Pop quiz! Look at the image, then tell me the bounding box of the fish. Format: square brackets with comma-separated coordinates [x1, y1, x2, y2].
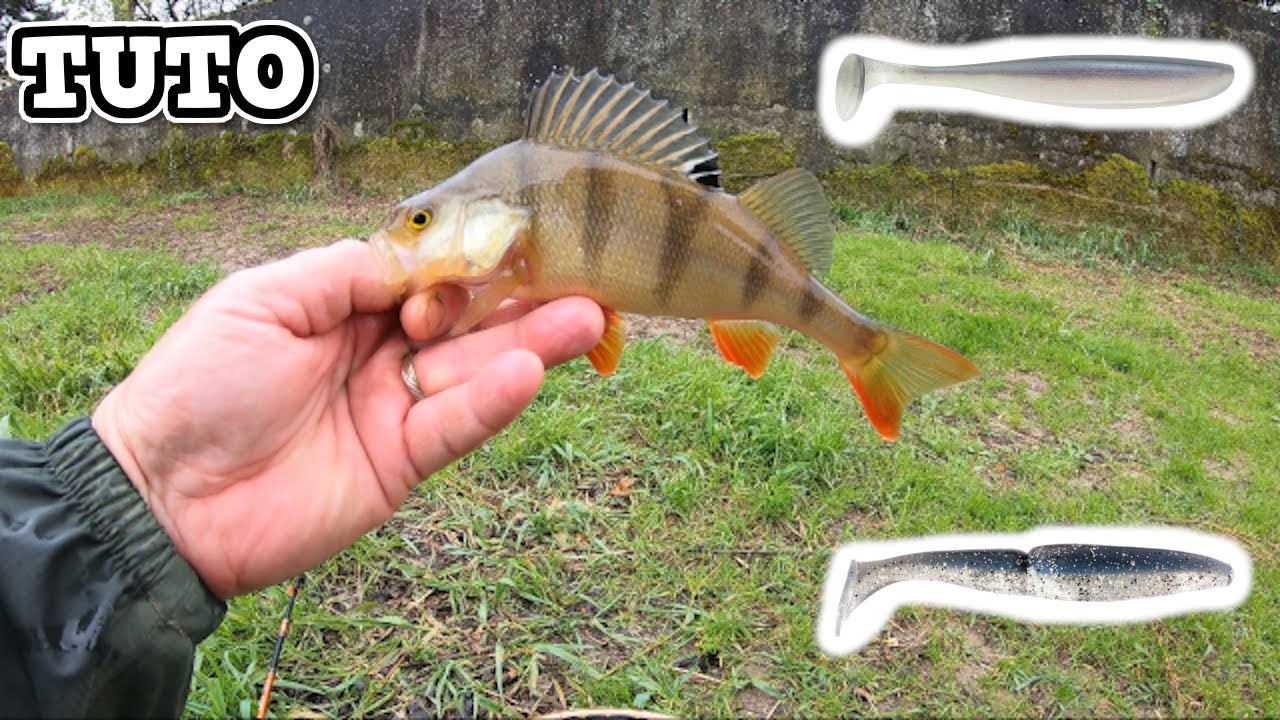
[370, 69, 980, 440]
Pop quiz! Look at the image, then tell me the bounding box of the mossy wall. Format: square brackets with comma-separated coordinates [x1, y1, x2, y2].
[823, 148, 1279, 267]
[0, 143, 22, 196]
[3, 128, 497, 200]
[714, 134, 798, 193]
[1, 0, 1277, 207]
[9, 125, 1274, 269]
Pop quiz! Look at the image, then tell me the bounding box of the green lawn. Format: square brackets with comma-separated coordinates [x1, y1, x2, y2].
[2, 190, 1277, 718]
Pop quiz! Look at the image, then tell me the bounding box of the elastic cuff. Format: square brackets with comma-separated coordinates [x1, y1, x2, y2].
[45, 418, 226, 639]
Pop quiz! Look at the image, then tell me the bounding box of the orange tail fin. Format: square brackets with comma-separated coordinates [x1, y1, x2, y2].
[839, 330, 980, 442]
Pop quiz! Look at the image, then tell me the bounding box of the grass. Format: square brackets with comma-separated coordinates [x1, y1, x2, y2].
[2, 188, 1278, 718]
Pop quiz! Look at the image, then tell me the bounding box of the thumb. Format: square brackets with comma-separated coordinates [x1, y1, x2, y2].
[225, 239, 401, 337]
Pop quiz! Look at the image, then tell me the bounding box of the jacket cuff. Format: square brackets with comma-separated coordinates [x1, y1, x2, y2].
[46, 418, 226, 640]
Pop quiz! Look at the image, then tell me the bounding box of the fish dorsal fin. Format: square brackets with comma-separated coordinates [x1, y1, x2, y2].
[738, 168, 835, 276]
[525, 68, 721, 187]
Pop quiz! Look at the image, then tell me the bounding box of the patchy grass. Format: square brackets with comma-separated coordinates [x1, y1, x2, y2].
[0, 242, 221, 436]
[823, 155, 1280, 271]
[2, 189, 1277, 718]
[1, 188, 390, 274]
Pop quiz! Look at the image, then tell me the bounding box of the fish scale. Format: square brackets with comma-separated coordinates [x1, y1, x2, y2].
[513, 150, 784, 320]
[370, 69, 981, 441]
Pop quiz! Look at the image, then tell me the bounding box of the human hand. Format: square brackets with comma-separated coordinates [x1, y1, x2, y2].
[92, 240, 604, 599]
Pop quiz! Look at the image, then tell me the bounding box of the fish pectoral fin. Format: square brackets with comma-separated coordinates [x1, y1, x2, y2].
[708, 320, 782, 379]
[839, 328, 980, 442]
[738, 168, 835, 276]
[448, 272, 523, 337]
[586, 308, 626, 376]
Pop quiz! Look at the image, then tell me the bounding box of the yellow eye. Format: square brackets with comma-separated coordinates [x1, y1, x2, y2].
[407, 210, 431, 230]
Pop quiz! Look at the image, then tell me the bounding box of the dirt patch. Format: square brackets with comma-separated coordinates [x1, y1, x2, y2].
[983, 371, 1054, 490]
[869, 615, 933, 662]
[735, 685, 786, 718]
[1204, 455, 1249, 486]
[1065, 458, 1147, 495]
[1036, 408, 1158, 493]
[1209, 407, 1243, 427]
[1227, 324, 1280, 364]
[979, 417, 1054, 452]
[994, 369, 1050, 404]
[860, 614, 951, 714]
[624, 314, 707, 347]
[13, 193, 384, 272]
[1109, 408, 1156, 449]
[731, 658, 788, 719]
[1145, 279, 1279, 363]
[825, 506, 885, 547]
[1, 263, 65, 313]
[1004, 254, 1123, 306]
[951, 621, 1002, 698]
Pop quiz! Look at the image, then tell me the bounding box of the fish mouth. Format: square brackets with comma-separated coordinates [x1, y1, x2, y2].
[369, 230, 411, 292]
[369, 228, 505, 295]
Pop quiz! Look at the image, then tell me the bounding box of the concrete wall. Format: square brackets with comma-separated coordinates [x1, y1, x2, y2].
[2, 0, 1277, 202]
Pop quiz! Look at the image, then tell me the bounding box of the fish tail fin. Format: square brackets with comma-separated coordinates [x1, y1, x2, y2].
[838, 329, 980, 441]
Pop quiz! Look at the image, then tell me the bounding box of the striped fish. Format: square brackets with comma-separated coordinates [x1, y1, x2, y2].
[371, 69, 979, 440]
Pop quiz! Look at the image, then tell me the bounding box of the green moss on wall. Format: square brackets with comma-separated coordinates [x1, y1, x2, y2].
[1239, 206, 1280, 266]
[968, 160, 1043, 183]
[1158, 179, 1279, 263]
[32, 145, 134, 194]
[0, 143, 23, 197]
[1084, 154, 1151, 204]
[337, 135, 492, 196]
[823, 158, 931, 213]
[825, 153, 1276, 269]
[714, 134, 797, 193]
[1146, 0, 1170, 36]
[387, 119, 438, 143]
[12, 127, 496, 199]
[164, 130, 316, 190]
[4, 129, 1275, 270]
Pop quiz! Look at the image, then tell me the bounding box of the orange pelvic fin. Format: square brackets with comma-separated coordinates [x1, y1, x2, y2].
[586, 308, 626, 375]
[839, 329, 980, 442]
[708, 319, 782, 379]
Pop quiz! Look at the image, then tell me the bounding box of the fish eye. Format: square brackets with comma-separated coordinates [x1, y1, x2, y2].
[407, 209, 432, 230]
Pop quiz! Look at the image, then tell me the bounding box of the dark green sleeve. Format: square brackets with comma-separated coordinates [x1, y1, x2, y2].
[0, 418, 226, 719]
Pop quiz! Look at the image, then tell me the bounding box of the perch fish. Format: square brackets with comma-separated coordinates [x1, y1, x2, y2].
[370, 69, 980, 440]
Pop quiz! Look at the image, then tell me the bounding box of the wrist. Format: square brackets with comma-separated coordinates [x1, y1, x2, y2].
[92, 385, 160, 516]
[92, 385, 245, 599]
[91, 385, 189, 585]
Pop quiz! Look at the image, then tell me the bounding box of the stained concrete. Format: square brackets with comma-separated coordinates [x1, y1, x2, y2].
[2, 0, 1276, 202]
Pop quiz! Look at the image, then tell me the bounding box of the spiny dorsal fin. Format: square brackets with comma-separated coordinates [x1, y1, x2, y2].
[738, 168, 835, 276]
[525, 68, 721, 187]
